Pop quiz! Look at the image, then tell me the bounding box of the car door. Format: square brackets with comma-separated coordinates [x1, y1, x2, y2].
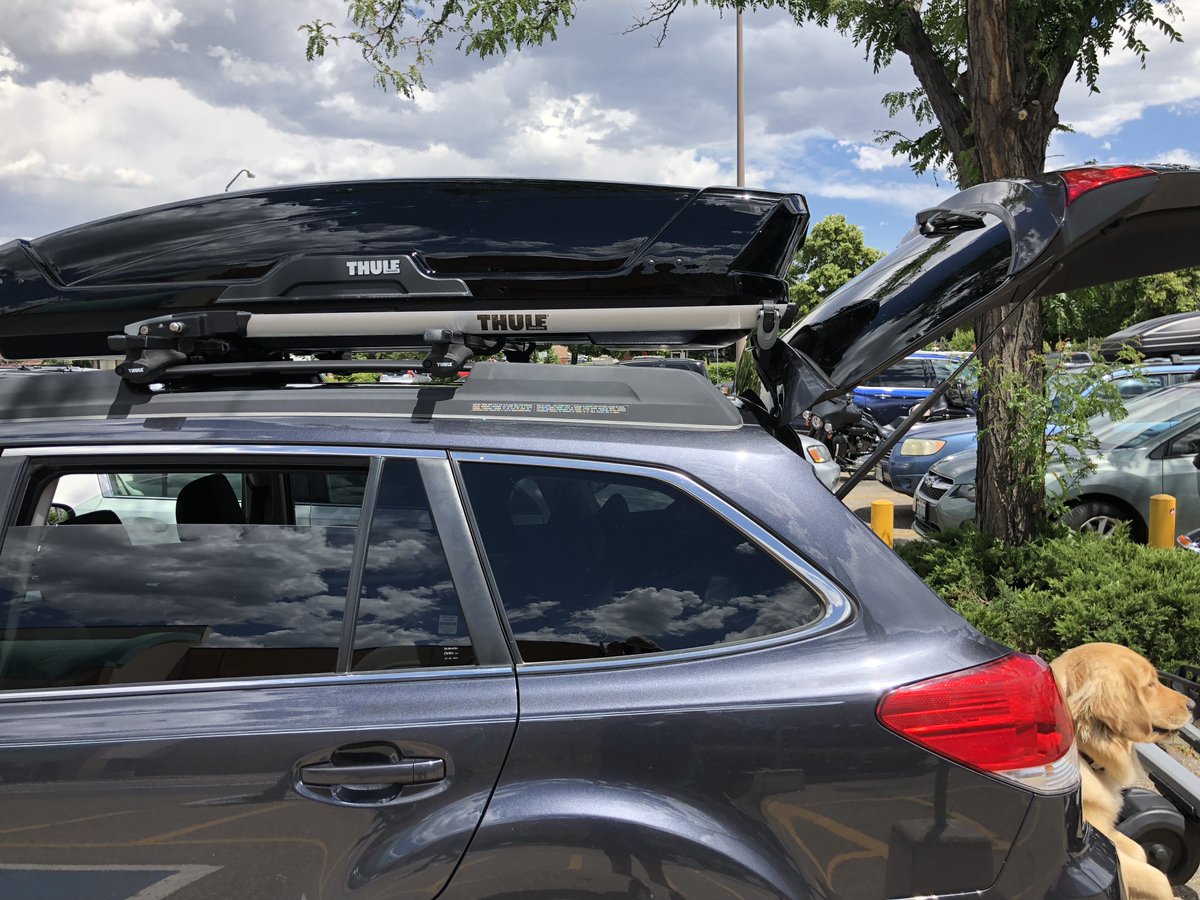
[1159, 423, 1200, 533]
[0, 447, 515, 900]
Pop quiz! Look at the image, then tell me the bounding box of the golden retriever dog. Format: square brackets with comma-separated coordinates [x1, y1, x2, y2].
[1051, 643, 1195, 900]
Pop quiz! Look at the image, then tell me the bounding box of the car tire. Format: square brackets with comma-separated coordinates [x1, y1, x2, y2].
[1062, 500, 1129, 537]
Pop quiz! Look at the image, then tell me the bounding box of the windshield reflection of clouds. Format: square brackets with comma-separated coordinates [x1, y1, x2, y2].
[513, 582, 821, 650]
[0, 523, 464, 652]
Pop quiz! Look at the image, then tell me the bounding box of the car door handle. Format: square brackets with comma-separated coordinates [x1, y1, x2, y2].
[299, 757, 445, 787]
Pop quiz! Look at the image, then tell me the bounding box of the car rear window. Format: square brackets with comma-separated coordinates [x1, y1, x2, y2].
[460, 462, 824, 663]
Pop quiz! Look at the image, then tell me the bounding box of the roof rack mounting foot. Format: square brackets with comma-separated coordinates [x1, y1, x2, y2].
[108, 310, 251, 384]
[503, 341, 538, 364]
[756, 300, 796, 351]
[422, 329, 503, 377]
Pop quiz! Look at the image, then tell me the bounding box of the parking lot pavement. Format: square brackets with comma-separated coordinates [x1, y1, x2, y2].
[839, 469, 918, 544]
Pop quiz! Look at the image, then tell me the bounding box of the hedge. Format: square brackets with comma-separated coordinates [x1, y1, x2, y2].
[708, 361, 737, 385]
[896, 526, 1200, 670]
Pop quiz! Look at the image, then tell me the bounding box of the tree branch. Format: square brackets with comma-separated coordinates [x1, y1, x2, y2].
[890, 1, 974, 183]
[625, 0, 689, 47]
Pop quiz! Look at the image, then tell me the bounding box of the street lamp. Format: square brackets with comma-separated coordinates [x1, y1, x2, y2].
[224, 169, 256, 192]
[734, 13, 747, 363]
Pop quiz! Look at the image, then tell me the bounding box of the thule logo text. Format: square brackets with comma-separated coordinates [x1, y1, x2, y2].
[345, 259, 403, 276]
[476, 313, 549, 332]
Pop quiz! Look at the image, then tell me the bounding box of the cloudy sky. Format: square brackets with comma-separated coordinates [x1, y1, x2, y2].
[2, 0, 1199, 252]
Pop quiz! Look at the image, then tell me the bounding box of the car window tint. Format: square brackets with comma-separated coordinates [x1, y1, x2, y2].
[1166, 423, 1200, 458]
[866, 360, 930, 388]
[0, 465, 376, 691]
[930, 359, 960, 381]
[461, 462, 824, 663]
[351, 459, 475, 670]
[106, 472, 240, 500]
[1114, 375, 1166, 400]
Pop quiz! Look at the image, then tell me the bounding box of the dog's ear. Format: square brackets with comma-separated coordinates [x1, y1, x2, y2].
[1055, 647, 1153, 742]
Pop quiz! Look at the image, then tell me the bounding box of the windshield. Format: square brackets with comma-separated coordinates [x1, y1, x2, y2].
[1091, 386, 1200, 450]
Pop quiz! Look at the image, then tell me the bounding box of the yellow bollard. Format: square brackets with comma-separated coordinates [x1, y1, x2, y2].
[871, 499, 894, 548]
[1148, 494, 1177, 549]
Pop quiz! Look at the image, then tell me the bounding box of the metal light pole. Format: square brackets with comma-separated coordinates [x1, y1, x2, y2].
[734, 12, 748, 363]
[736, 12, 745, 190]
[225, 169, 256, 192]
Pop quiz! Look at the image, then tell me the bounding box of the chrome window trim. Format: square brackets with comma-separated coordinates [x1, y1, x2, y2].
[2, 444, 446, 459]
[451, 451, 854, 672]
[0, 665, 515, 705]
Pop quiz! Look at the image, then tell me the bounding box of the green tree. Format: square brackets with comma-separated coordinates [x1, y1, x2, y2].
[304, 0, 1181, 545]
[788, 214, 884, 316]
[1045, 268, 1200, 346]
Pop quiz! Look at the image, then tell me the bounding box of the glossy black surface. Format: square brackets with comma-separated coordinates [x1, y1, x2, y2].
[767, 167, 1200, 414]
[0, 179, 807, 358]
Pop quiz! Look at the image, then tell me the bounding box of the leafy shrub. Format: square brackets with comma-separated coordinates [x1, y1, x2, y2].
[708, 361, 736, 385]
[897, 526, 1200, 670]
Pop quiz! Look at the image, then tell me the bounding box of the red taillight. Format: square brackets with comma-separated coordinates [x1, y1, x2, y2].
[1060, 165, 1154, 204]
[878, 653, 1075, 783]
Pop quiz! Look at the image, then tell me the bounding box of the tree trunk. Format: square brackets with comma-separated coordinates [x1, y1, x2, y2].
[974, 300, 1045, 542]
[966, 0, 1047, 544]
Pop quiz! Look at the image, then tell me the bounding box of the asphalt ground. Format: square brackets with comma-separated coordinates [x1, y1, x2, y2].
[838, 468, 918, 544]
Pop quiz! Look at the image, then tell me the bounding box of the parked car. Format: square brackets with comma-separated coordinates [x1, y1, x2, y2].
[5, 165, 1199, 899]
[796, 433, 841, 490]
[1046, 349, 1097, 369]
[914, 381, 1200, 538]
[851, 350, 968, 426]
[883, 361, 1200, 495]
[1101, 311, 1200, 361]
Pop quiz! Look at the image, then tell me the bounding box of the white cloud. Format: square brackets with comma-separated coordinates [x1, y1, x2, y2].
[840, 141, 907, 172]
[1152, 148, 1200, 167]
[207, 45, 293, 86]
[1058, 0, 1200, 137]
[808, 178, 950, 212]
[6, 0, 185, 59]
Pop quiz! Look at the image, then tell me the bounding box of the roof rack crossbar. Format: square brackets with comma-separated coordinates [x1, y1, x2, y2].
[106, 300, 793, 386]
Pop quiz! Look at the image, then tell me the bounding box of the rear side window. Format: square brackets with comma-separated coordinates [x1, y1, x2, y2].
[0, 459, 470, 691]
[866, 360, 932, 388]
[460, 462, 824, 663]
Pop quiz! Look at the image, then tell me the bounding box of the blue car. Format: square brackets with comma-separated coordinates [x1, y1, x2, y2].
[880, 362, 1200, 495]
[851, 351, 968, 426]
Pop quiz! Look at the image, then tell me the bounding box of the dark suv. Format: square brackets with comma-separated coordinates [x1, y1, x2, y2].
[0, 167, 1196, 899]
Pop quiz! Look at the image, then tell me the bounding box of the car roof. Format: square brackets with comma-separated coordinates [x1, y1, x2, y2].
[0, 363, 743, 434]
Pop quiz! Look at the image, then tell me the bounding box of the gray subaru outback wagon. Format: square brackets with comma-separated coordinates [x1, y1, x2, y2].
[0, 167, 1196, 898]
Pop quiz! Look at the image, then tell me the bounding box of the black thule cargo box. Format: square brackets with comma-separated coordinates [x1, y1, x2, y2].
[0, 179, 808, 359]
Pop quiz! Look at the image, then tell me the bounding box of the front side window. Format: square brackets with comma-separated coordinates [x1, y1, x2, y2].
[460, 462, 824, 663]
[0, 458, 470, 691]
[1166, 423, 1200, 458]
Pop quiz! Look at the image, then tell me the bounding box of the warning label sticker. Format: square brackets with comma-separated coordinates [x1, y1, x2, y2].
[471, 402, 628, 415]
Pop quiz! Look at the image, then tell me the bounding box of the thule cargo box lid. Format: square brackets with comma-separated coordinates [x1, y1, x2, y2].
[1099, 311, 1200, 361]
[0, 179, 808, 360]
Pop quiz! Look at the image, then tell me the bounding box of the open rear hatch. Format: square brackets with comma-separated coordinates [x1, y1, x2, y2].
[746, 164, 1200, 428]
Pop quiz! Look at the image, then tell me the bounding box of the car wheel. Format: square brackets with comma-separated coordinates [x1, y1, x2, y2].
[1062, 500, 1127, 537]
